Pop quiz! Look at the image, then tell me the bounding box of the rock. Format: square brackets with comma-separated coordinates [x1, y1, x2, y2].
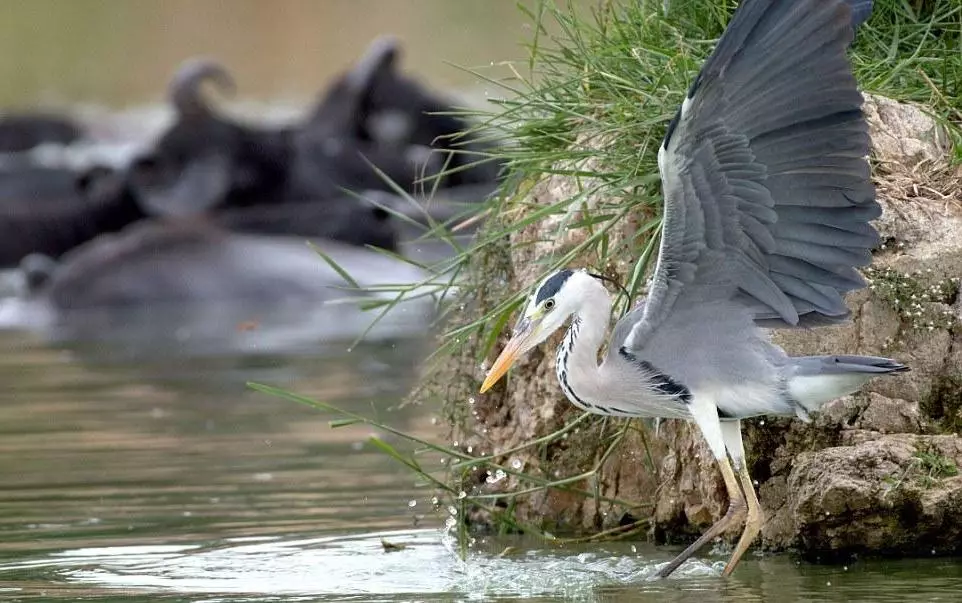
[862, 94, 950, 165]
[786, 435, 962, 559]
[856, 393, 922, 434]
[864, 94, 962, 256]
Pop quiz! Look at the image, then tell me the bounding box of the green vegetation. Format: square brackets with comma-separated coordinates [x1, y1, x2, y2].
[852, 0, 962, 157]
[883, 443, 958, 492]
[923, 375, 962, 435]
[255, 0, 962, 548]
[912, 444, 959, 488]
[864, 266, 960, 331]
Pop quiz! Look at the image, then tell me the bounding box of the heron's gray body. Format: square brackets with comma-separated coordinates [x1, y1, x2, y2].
[553, 281, 906, 423]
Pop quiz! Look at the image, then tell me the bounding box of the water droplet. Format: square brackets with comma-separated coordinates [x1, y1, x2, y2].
[458, 491, 467, 499]
[511, 459, 523, 469]
[448, 506, 458, 516]
[431, 497, 439, 505]
[466, 446, 473, 454]
[468, 397, 476, 405]
[408, 500, 417, 508]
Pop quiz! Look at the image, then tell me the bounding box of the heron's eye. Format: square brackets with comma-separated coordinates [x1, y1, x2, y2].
[544, 299, 555, 311]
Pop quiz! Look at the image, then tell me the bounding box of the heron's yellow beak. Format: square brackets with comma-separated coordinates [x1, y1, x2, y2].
[479, 318, 537, 393]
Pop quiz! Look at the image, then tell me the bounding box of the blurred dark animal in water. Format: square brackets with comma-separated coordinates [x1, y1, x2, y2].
[0, 113, 84, 152]
[4, 219, 437, 355]
[0, 164, 86, 204]
[298, 36, 501, 194]
[0, 161, 405, 268]
[0, 165, 145, 268]
[131, 58, 431, 216]
[127, 59, 294, 217]
[214, 196, 399, 251]
[0, 42, 498, 330]
[134, 42, 501, 217]
[309, 36, 500, 188]
[289, 38, 444, 201]
[16, 219, 432, 316]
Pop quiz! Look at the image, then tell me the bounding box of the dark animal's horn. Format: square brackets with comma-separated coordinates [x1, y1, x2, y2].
[169, 57, 236, 116]
[344, 35, 400, 95]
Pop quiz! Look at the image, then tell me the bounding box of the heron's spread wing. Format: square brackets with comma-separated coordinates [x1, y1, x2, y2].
[624, 0, 877, 354]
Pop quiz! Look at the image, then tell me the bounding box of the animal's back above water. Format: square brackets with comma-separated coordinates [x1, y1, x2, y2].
[31, 220, 428, 310]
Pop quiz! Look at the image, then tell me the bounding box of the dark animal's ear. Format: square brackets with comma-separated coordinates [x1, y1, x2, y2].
[345, 36, 401, 95]
[75, 165, 114, 195]
[169, 57, 236, 117]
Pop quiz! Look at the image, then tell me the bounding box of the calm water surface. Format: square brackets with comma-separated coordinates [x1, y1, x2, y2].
[0, 327, 960, 602]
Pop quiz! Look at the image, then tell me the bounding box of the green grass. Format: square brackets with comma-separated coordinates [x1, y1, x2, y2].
[253, 0, 962, 547]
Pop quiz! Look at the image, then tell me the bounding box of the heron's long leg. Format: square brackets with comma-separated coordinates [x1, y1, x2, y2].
[655, 401, 747, 579]
[720, 420, 765, 577]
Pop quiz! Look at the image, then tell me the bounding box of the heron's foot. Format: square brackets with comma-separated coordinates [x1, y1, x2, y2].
[721, 463, 766, 577]
[655, 497, 747, 579]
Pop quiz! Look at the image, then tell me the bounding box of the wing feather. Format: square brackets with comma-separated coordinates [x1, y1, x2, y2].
[623, 0, 877, 360]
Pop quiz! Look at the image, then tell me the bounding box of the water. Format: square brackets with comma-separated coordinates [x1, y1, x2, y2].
[0, 326, 960, 602]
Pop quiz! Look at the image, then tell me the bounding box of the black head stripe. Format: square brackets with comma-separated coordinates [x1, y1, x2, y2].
[535, 269, 573, 304]
[588, 272, 629, 300]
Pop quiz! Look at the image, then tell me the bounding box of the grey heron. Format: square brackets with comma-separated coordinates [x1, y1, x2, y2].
[479, 0, 906, 579]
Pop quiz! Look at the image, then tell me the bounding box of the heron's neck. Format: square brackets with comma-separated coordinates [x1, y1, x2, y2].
[555, 282, 612, 404]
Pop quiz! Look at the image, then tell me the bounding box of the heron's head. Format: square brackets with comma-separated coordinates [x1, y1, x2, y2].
[480, 268, 595, 393]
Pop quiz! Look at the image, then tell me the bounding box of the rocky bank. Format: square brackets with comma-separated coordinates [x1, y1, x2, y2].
[417, 94, 962, 559]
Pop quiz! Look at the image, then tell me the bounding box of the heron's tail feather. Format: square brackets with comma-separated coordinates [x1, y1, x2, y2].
[787, 355, 909, 420]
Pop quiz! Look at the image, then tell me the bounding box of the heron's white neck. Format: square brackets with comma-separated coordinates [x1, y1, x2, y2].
[555, 277, 612, 404]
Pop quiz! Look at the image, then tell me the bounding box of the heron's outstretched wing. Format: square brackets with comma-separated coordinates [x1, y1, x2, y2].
[622, 0, 877, 355]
